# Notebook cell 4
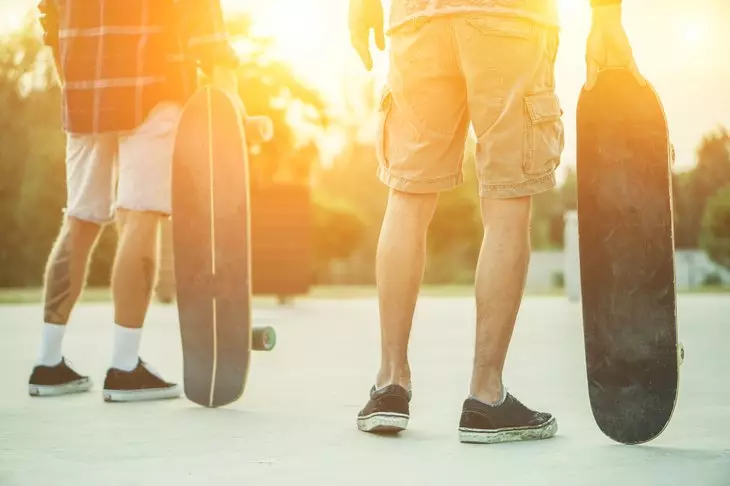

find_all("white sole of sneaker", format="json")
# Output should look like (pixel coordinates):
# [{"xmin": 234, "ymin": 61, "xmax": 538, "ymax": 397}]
[
  {"xmin": 103, "ymin": 385, "xmax": 182, "ymax": 403},
  {"xmin": 357, "ymin": 413, "xmax": 409, "ymax": 433},
  {"xmin": 459, "ymin": 416, "xmax": 558, "ymax": 444},
  {"xmin": 29, "ymin": 378, "xmax": 93, "ymax": 397}
]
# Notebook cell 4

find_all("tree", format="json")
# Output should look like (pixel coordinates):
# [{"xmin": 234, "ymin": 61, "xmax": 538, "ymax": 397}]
[
  {"xmin": 700, "ymin": 184, "xmax": 730, "ymax": 270},
  {"xmin": 224, "ymin": 14, "xmax": 328, "ymax": 186},
  {"xmin": 311, "ymin": 198, "xmax": 367, "ymax": 282},
  {"xmin": 673, "ymin": 127, "xmax": 730, "ymax": 248}
]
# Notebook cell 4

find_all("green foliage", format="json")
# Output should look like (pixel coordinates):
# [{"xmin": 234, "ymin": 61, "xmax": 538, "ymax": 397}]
[
  {"xmin": 552, "ymin": 272, "xmax": 565, "ymax": 289},
  {"xmin": 312, "ymin": 198, "xmax": 366, "ymax": 272},
  {"xmin": 700, "ymin": 184, "xmax": 730, "ymax": 270},
  {"xmin": 702, "ymin": 272, "xmax": 723, "ymax": 287},
  {"xmin": 428, "ymin": 154, "xmax": 479, "ymax": 241},
  {"xmin": 0, "ymin": 25, "xmax": 66, "ymax": 286},
  {"xmin": 674, "ymin": 127, "xmax": 730, "ymax": 248}
]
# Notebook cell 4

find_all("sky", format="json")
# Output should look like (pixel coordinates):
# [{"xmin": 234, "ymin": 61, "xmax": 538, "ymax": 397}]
[{"xmin": 1, "ymin": 0, "xmax": 729, "ymax": 174}]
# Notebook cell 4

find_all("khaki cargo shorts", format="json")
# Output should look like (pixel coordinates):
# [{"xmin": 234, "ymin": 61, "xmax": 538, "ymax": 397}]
[{"xmin": 377, "ymin": 15, "xmax": 565, "ymax": 198}]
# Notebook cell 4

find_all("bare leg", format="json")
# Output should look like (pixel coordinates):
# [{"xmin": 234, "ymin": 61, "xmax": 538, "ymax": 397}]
[
  {"xmin": 111, "ymin": 209, "xmax": 160, "ymax": 328},
  {"xmin": 470, "ymin": 196, "xmax": 532, "ymax": 404},
  {"xmin": 44, "ymin": 217, "xmax": 102, "ymax": 325},
  {"xmin": 102, "ymin": 209, "xmax": 180, "ymax": 401},
  {"xmin": 375, "ymin": 190, "xmax": 439, "ymax": 389},
  {"xmin": 29, "ymin": 216, "xmax": 100, "ymax": 393}
]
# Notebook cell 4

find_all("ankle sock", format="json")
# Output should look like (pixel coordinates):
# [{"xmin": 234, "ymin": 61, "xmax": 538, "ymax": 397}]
[
  {"xmin": 111, "ymin": 324, "xmax": 142, "ymax": 371},
  {"xmin": 37, "ymin": 323, "xmax": 66, "ymax": 366},
  {"xmin": 470, "ymin": 386, "xmax": 508, "ymax": 407}
]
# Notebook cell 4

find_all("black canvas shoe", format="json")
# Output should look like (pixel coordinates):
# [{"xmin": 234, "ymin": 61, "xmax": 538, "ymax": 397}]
[
  {"xmin": 102, "ymin": 359, "xmax": 181, "ymax": 402},
  {"xmin": 28, "ymin": 358, "xmax": 93, "ymax": 397},
  {"xmin": 357, "ymin": 384, "xmax": 411, "ymax": 433},
  {"xmin": 459, "ymin": 393, "xmax": 557, "ymax": 444}
]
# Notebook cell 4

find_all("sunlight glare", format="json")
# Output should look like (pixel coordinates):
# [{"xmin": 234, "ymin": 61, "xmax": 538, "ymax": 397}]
[
  {"xmin": 557, "ymin": 0, "xmax": 589, "ymax": 22},
  {"xmin": 0, "ymin": 11, "xmax": 24, "ymax": 33},
  {"xmin": 233, "ymin": 0, "xmax": 354, "ymax": 106},
  {"xmin": 680, "ymin": 21, "xmax": 707, "ymax": 45},
  {"xmin": 254, "ymin": 2, "xmax": 344, "ymax": 69}
]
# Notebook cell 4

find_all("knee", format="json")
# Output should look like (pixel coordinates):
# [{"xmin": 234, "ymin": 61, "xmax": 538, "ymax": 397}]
[
  {"xmin": 119, "ymin": 209, "xmax": 162, "ymax": 231},
  {"xmin": 479, "ymin": 196, "xmax": 532, "ymax": 226},
  {"xmin": 385, "ymin": 190, "xmax": 440, "ymax": 232},
  {"xmin": 388, "ymin": 189, "xmax": 439, "ymax": 219},
  {"xmin": 63, "ymin": 215, "xmax": 103, "ymax": 243}
]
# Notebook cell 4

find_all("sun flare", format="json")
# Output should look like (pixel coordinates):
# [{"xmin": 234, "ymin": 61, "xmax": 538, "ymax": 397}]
[
  {"xmin": 557, "ymin": 0, "xmax": 590, "ymax": 22},
  {"xmin": 0, "ymin": 10, "xmax": 25, "ymax": 33},
  {"xmin": 680, "ymin": 21, "xmax": 708, "ymax": 45},
  {"xmin": 236, "ymin": 1, "xmax": 347, "ymax": 71}
]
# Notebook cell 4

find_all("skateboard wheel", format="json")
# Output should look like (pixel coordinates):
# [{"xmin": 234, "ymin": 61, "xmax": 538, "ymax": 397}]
[{"xmin": 252, "ymin": 326, "xmax": 276, "ymax": 351}]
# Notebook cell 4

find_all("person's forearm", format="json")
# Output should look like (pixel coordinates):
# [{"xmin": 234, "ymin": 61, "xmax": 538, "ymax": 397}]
[
  {"xmin": 591, "ymin": 0, "xmax": 623, "ymax": 27},
  {"xmin": 179, "ymin": 0, "xmax": 239, "ymax": 76},
  {"xmin": 37, "ymin": 0, "xmax": 64, "ymax": 84}
]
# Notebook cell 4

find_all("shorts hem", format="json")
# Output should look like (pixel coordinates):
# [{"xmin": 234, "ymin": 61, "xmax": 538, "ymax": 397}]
[
  {"xmin": 479, "ymin": 171, "xmax": 556, "ymax": 198},
  {"xmin": 64, "ymin": 209, "xmax": 113, "ymax": 226},
  {"xmin": 377, "ymin": 166, "xmax": 463, "ymax": 194},
  {"xmin": 116, "ymin": 206, "xmax": 171, "ymax": 217}
]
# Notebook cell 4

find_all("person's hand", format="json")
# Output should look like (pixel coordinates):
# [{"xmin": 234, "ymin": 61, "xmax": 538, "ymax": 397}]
[
  {"xmin": 211, "ymin": 67, "xmax": 274, "ymax": 143},
  {"xmin": 348, "ymin": 0, "xmax": 385, "ymax": 71},
  {"xmin": 585, "ymin": 5, "xmax": 645, "ymax": 90}
]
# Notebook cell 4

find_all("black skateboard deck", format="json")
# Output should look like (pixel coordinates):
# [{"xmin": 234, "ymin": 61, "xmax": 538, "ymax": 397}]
[
  {"xmin": 172, "ymin": 86, "xmax": 276, "ymax": 408},
  {"xmin": 576, "ymin": 69, "xmax": 681, "ymax": 444}
]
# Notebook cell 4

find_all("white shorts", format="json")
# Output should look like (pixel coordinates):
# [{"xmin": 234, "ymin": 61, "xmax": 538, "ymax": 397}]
[{"xmin": 65, "ymin": 102, "xmax": 182, "ymax": 224}]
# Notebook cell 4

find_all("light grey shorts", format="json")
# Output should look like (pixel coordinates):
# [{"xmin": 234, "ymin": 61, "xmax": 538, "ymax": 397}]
[{"xmin": 64, "ymin": 102, "xmax": 182, "ymax": 224}]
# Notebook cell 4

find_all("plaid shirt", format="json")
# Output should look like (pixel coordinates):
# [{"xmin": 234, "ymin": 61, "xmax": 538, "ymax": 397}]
[{"xmin": 37, "ymin": 0, "xmax": 239, "ymax": 134}]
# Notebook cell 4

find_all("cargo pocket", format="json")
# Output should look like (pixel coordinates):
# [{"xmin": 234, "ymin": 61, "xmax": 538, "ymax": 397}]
[
  {"xmin": 376, "ymin": 86, "xmax": 394, "ymax": 170},
  {"xmin": 524, "ymin": 92, "xmax": 564, "ymax": 176}
]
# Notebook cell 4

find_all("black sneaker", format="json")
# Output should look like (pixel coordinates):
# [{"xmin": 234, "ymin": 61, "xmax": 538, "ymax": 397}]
[
  {"xmin": 459, "ymin": 393, "xmax": 557, "ymax": 444},
  {"xmin": 357, "ymin": 384, "xmax": 411, "ymax": 433},
  {"xmin": 102, "ymin": 359, "xmax": 181, "ymax": 402},
  {"xmin": 28, "ymin": 358, "xmax": 93, "ymax": 397}
]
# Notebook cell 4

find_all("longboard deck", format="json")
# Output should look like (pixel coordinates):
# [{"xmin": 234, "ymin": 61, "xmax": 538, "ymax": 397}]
[
  {"xmin": 576, "ymin": 69, "xmax": 679, "ymax": 444},
  {"xmin": 172, "ymin": 87, "xmax": 252, "ymax": 408}
]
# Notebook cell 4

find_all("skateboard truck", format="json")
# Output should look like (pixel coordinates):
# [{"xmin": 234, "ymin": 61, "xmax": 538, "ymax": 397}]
[{"xmin": 245, "ymin": 116, "xmax": 274, "ymax": 144}]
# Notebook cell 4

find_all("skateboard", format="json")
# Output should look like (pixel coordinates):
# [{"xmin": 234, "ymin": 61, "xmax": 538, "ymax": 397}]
[
  {"xmin": 172, "ymin": 86, "xmax": 276, "ymax": 408},
  {"xmin": 576, "ymin": 69, "xmax": 682, "ymax": 444}
]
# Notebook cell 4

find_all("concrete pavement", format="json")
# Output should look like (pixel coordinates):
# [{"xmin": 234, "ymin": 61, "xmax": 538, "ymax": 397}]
[{"xmin": 1, "ymin": 295, "xmax": 729, "ymax": 485}]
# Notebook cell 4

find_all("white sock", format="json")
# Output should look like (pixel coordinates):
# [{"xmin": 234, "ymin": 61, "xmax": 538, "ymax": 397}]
[
  {"xmin": 111, "ymin": 324, "xmax": 142, "ymax": 372},
  {"xmin": 37, "ymin": 323, "xmax": 66, "ymax": 366}
]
